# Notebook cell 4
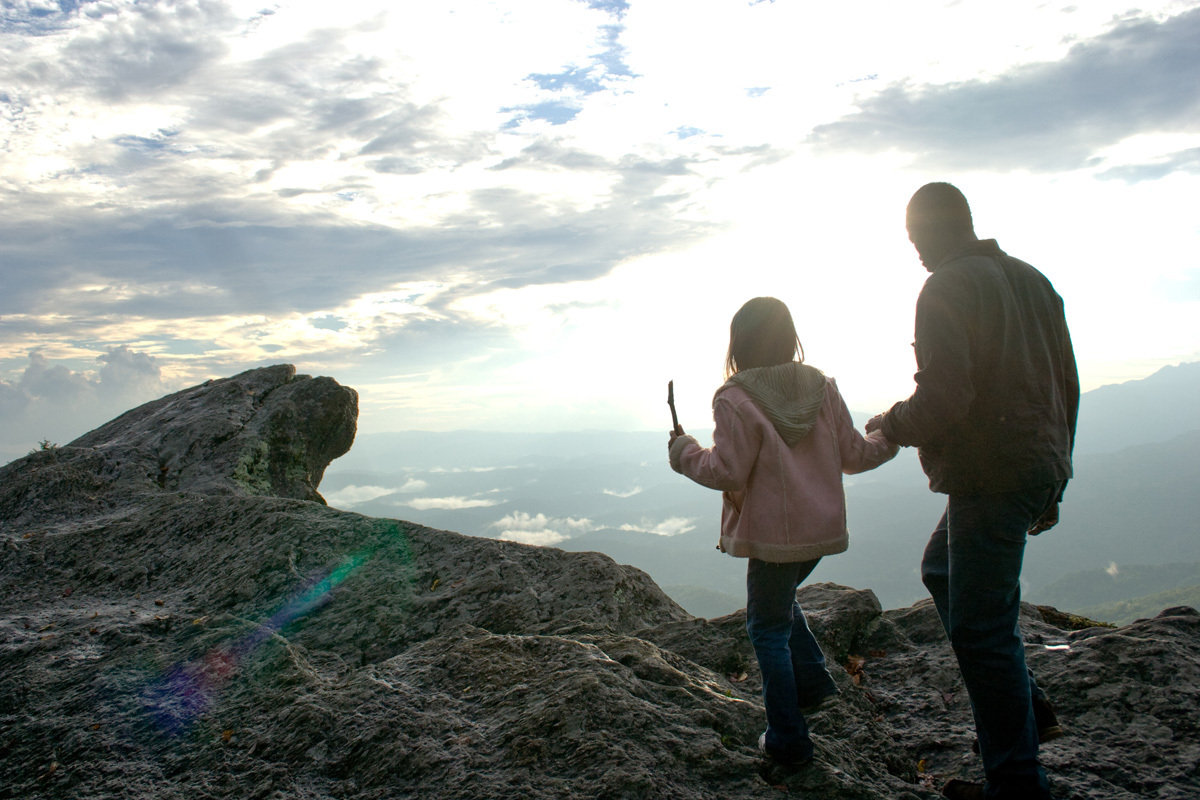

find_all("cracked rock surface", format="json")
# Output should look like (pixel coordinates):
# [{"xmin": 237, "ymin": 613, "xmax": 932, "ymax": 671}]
[{"xmin": 2, "ymin": 367, "xmax": 1197, "ymax": 799}]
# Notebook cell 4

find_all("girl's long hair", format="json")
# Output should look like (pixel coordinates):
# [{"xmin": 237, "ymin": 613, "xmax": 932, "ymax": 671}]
[{"xmin": 724, "ymin": 296, "xmax": 805, "ymax": 380}]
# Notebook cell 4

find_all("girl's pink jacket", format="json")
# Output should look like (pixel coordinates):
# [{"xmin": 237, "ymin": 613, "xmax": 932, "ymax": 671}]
[{"xmin": 669, "ymin": 377, "xmax": 897, "ymax": 563}]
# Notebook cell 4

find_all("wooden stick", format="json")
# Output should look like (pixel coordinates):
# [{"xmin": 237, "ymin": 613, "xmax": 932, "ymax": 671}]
[{"xmin": 667, "ymin": 380, "xmax": 681, "ymax": 434}]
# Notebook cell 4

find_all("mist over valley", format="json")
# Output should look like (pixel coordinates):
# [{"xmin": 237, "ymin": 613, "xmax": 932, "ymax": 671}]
[{"xmin": 323, "ymin": 362, "xmax": 1200, "ymax": 618}]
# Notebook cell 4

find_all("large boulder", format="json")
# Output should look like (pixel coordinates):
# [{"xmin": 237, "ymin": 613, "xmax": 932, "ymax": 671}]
[{"xmin": 0, "ymin": 365, "xmax": 357, "ymax": 529}]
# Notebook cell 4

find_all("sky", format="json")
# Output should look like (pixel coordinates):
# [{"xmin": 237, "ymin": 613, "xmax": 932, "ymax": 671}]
[{"xmin": 2, "ymin": 0, "xmax": 1199, "ymax": 462}]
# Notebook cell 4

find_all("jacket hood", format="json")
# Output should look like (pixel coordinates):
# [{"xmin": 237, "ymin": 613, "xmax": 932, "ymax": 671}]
[{"xmin": 718, "ymin": 362, "xmax": 827, "ymax": 446}]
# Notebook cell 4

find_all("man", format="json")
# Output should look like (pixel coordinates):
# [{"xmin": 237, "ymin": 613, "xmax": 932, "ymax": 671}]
[{"xmin": 867, "ymin": 183, "xmax": 1079, "ymax": 800}]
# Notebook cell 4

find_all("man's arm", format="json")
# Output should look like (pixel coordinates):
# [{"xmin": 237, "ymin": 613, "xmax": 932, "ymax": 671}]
[{"xmin": 881, "ymin": 271, "xmax": 977, "ymax": 447}]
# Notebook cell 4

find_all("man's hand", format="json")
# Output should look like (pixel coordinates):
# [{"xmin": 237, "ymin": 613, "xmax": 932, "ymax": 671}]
[
  {"xmin": 865, "ymin": 413, "xmax": 886, "ymax": 434},
  {"xmin": 1028, "ymin": 503, "xmax": 1060, "ymax": 535}
]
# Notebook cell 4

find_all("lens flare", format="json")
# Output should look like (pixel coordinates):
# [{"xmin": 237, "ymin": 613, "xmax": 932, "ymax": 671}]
[{"xmin": 141, "ymin": 526, "xmax": 410, "ymax": 736}]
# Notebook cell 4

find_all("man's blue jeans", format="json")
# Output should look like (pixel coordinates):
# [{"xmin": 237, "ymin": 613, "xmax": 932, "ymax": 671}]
[
  {"xmin": 746, "ymin": 557, "xmax": 838, "ymax": 762},
  {"xmin": 921, "ymin": 484, "xmax": 1061, "ymax": 800}
]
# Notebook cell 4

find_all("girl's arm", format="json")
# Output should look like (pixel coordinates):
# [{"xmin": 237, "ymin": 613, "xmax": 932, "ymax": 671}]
[
  {"xmin": 829, "ymin": 379, "xmax": 899, "ymax": 475},
  {"xmin": 668, "ymin": 394, "xmax": 761, "ymax": 491}
]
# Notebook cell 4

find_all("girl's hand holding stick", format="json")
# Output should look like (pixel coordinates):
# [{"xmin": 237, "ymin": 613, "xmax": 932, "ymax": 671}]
[{"xmin": 668, "ymin": 380, "xmax": 684, "ymax": 439}]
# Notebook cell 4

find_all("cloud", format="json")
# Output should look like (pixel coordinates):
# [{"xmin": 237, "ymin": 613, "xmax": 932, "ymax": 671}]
[
  {"xmin": 602, "ymin": 487, "xmax": 643, "ymax": 498},
  {"xmin": 0, "ymin": 190, "xmax": 707, "ymax": 393},
  {"xmin": 810, "ymin": 8, "xmax": 1200, "ymax": 175},
  {"xmin": 0, "ymin": 164, "xmax": 712, "ymax": 359},
  {"xmin": 324, "ymin": 475, "xmax": 429, "ymax": 509},
  {"xmin": 14, "ymin": 345, "xmax": 164, "ymax": 405},
  {"xmin": 3, "ymin": 2, "xmax": 235, "ymax": 100},
  {"xmin": 323, "ymin": 485, "xmax": 396, "ymax": 508},
  {"xmin": 617, "ymin": 517, "xmax": 696, "ymax": 537},
  {"xmin": 0, "ymin": 346, "xmax": 168, "ymax": 460},
  {"xmin": 428, "ymin": 466, "xmax": 515, "ymax": 474},
  {"xmin": 498, "ymin": 529, "xmax": 568, "ymax": 547},
  {"xmin": 405, "ymin": 495, "xmax": 504, "ymax": 511},
  {"xmin": 0, "ymin": 0, "xmax": 720, "ymax": 413},
  {"xmin": 60, "ymin": 1, "xmax": 235, "ymax": 102},
  {"xmin": 491, "ymin": 511, "xmax": 595, "ymax": 547},
  {"xmin": 1, "ymin": 1, "xmax": 79, "ymax": 35},
  {"xmin": 3, "ymin": 0, "xmax": 1197, "ymax": 443},
  {"xmin": 1098, "ymin": 146, "xmax": 1200, "ymax": 182}
]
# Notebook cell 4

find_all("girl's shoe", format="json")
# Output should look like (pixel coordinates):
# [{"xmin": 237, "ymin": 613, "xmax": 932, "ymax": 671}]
[{"xmin": 971, "ymin": 696, "xmax": 1064, "ymax": 753}]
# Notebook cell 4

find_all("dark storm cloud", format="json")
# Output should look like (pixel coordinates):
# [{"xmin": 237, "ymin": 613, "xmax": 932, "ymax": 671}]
[{"xmin": 810, "ymin": 8, "xmax": 1200, "ymax": 175}]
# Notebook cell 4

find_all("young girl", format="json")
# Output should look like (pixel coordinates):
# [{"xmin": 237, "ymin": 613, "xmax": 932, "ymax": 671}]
[{"xmin": 668, "ymin": 296, "xmax": 897, "ymax": 768}]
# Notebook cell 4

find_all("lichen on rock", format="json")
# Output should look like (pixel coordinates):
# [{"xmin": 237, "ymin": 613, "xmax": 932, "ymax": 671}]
[{"xmin": 232, "ymin": 440, "xmax": 273, "ymax": 496}]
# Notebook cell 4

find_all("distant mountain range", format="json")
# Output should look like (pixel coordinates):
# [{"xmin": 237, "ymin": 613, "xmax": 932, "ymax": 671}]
[
  {"xmin": 1075, "ymin": 585, "xmax": 1200, "ymax": 626},
  {"xmin": 1035, "ymin": 561, "xmax": 1200, "ymax": 626},
  {"xmin": 1073, "ymin": 361, "xmax": 1200, "ymax": 455},
  {"xmin": 323, "ymin": 361, "xmax": 1200, "ymax": 619}
]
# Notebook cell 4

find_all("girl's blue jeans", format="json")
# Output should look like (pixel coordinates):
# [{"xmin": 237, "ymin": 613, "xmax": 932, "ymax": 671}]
[
  {"xmin": 922, "ymin": 484, "xmax": 1061, "ymax": 800},
  {"xmin": 746, "ymin": 557, "xmax": 838, "ymax": 762}
]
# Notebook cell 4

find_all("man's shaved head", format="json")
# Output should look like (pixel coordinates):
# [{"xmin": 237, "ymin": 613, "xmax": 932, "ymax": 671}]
[
  {"xmin": 906, "ymin": 182, "xmax": 977, "ymax": 270},
  {"xmin": 907, "ymin": 182, "xmax": 973, "ymax": 231}
]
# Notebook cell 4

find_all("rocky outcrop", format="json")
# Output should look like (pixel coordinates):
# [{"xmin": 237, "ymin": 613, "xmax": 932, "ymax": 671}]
[
  {"xmin": 0, "ymin": 365, "xmax": 356, "ymax": 529},
  {"xmin": 1, "ymin": 367, "xmax": 1197, "ymax": 799}
]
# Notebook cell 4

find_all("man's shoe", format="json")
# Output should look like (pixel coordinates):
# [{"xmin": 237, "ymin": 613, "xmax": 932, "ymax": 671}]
[
  {"xmin": 944, "ymin": 777, "xmax": 1052, "ymax": 800},
  {"xmin": 971, "ymin": 695, "xmax": 1065, "ymax": 754},
  {"xmin": 757, "ymin": 731, "xmax": 814, "ymax": 769},
  {"xmin": 799, "ymin": 689, "xmax": 838, "ymax": 715},
  {"xmin": 1033, "ymin": 695, "xmax": 1064, "ymax": 742},
  {"xmin": 941, "ymin": 779, "xmax": 986, "ymax": 800}
]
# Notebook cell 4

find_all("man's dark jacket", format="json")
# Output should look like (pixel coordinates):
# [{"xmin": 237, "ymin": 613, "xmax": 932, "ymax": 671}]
[{"xmin": 880, "ymin": 239, "xmax": 1079, "ymax": 495}]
